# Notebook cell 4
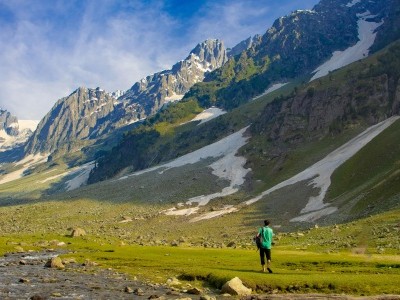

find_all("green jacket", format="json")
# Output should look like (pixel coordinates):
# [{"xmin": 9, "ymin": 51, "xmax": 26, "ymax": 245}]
[{"xmin": 258, "ymin": 226, "xmax": 273, "ymax": 249}]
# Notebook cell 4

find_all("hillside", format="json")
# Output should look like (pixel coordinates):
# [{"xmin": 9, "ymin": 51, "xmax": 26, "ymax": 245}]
[
  {"xmin": 89, "ymin": 39, "xmax": 400, "ymax": 186},
  {"xmin": 183, "ymin": 0, "xmax": 395, "ymax": 110}
]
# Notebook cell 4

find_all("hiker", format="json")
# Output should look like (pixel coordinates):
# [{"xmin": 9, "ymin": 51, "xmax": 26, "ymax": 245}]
[{"xmin": 256, "ymin": 219, "xmax": 274, "ymax": 273}]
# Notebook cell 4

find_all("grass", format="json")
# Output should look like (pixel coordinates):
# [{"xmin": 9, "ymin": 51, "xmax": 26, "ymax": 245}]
[
  {"xmin": 326, "ymin": 119, "xmax": 400, "ymax": 216},
  {"xmin": 1, "ymin": 233, "xmax": 399, "ymax": 296}
]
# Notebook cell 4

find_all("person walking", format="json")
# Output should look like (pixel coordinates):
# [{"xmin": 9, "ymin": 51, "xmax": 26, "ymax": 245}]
[{"xmin": 257, "ymin": 219, "xmax": 274, "ymax": 273}]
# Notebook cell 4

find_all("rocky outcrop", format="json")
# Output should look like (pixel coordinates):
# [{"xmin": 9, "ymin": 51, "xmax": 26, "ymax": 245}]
[{"xmin": 120, "ymin": 39, "xmax": 228, "ymax": 117}]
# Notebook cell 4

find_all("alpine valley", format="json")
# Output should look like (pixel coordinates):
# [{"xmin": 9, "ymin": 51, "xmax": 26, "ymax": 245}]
[{"xmin": 1, "ymin": 0, "xmax": 400, "ymax": 297}]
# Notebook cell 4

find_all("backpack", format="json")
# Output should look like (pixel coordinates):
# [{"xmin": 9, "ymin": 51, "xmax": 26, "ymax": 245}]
[{"xmin": 254, "ymin": 228, "xmax": 264, "ymax": 250}]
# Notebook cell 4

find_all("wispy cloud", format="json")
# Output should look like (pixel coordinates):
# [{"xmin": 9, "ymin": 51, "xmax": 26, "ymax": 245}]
[{"xmin": 0, "ymin": 0, "xmax": 319, "ymax": 120}]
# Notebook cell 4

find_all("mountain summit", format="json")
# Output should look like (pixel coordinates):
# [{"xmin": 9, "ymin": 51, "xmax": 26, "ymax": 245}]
[{"xmin": 119, "ymin": 39, "xmax": 228, "ymax": 118}]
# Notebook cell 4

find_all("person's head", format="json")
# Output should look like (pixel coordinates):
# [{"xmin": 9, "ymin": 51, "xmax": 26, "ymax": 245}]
[{"xmin": 264, "ymin": 220, "xmax": 270, "ymax": 226}]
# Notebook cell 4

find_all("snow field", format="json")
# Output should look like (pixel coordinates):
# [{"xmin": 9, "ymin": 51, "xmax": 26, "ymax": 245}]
[{"xmin": 310, "ymin": 11, "xmax": 383, "ymax": 81}]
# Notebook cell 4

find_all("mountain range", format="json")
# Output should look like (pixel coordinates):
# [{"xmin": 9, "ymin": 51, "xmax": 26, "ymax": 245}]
[{"xmin": 0, "ymin": 0, "xmax": 399, "ymax": 231}]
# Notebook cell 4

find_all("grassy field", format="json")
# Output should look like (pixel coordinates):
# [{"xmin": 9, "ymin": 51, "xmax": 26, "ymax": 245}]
[{"xmin": 1, "ymin": 232, "xmax": 399, "ymax": 296}]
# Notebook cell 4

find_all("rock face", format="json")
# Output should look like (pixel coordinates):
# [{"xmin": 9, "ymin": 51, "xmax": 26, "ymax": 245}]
[
  {"xmin": 220, "ymin": 277, "xmax": 252, "ymax": 296},
  {"xmin": 120, "ymin": 39, "xmax": 228, "ymax": 117},
  {"xmin": 25, "ymin": 87, "xmax": 124, "ymax": 154},
  {"xmin": 25, "ymin": 40, "xmax": 227, "ymax": 155}
]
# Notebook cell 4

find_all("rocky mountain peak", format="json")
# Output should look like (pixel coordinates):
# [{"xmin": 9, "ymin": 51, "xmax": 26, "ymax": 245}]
[
  {"xmin": 24, "ymin": 86, "xmax": 128, "ymax": 154},
  {"xmin": 0, "ymin": 109, "xmax": 19, "ymax": 136},
  {"xmin": 0, "ymin": 109, "xmax": 37, "ymax": 154},
  {"xmin": 227, "ymin": 35, "xmax": 262, "ymax": 58},
  {"xmin": 119, "ymin": 39, "xmax": 228, "ymax": 118},
  {"xmin": 189, "ymin": 39, "xmax": 228, "ymax": 68}
]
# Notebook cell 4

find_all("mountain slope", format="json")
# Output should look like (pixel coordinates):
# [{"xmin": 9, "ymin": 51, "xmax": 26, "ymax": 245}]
[
  {"xmin": 24, "ymin": 40, "xmax": 228, "ymax": 156},
  {"xmin": 184, "ymin": 0, "xmax": 394, "ymax": 110}
]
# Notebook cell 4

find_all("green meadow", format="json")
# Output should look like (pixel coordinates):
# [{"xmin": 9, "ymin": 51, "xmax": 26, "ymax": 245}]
[{"xmin": 1, "ymin": 234, "xmax": 399, "ymax": 296}]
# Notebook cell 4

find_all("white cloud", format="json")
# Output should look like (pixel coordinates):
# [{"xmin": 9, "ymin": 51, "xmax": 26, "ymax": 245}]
[
  {"xmin": 0, "ymin": 0, "xmax": 188, "ymax": 119},
  {"xmin": 0, "ymin": 0, "xmax": 319, "ymax": 120}
]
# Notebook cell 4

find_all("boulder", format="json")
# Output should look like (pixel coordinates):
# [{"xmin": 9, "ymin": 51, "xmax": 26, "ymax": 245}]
[
  {"xmin": 167, "ymin": 277, "xmax": 182, "ymax": 286},
  {"xmin": 70, "ymin": 227, "xmax": 86, "ymax": 237},
  {"xmin": 200, "ymin": 296, "xmax": 216, "ymax": 300},
  {"xmin": 14, "ymin": 246, "xmax": 24, "ymax": 253},
  {"xmin": 124, "ymin": 286, "xmax": 133, "ymax": 294},
  {"xmin": 220, "ymin": 277, "xmax": 251, "ymax": 296},
  {"xmin": 134, "ymin": 288, "xmax": 145, "ymax": 296},
  {"xmin": 187, "ymin": 287, "xmax": 202, "ymax": 295},
  {"xmin": 44, "ymin": 257, "xmax": 65, "ymax": 269}
]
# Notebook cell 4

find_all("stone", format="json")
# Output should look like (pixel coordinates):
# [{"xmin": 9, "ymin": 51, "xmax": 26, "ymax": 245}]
[
  {"xmin": 200, "ymin": 296, "xmax": 216, "ymax": 300},
  {"xmin": 30, "ymin": 295, "xmax": 46, "ymax": 300},
  {"xmin": 14, "ymin": 246, "xmax": 24, "ymax": 253},
  {"xmin": 187, "ymin": 287, "xmax": 202, "ymax": 295},
  {"xmin": 226, "ymin": 241, "xmax": 236, "ymax": 248},
  {"xmin": 44, "ymin": 256, "xmax": 65, "ymax": 269},
  {"xmin": 124, "ymin": 286, "xmax": 133, "ymax": 293},
  {"xmin": 83, "ymin": 259, "xmax": 98, "ymax": 267},
  {"xmin": 134, "ymin": 288, "xmax": 145, "ymax": 296},
  {"xmin": 52, "ymin": 292, "xmax": 62, "ymax": 297},
  {"xmin": 167, "ymin": 277, "xmax": 182, "ymax": 286},
  {"xmin": 220, "ymin": 277, "xmax": 252, "ymax": 296},
  {"xmin": 70, "ymin": 227, "xmax": 86, "ymax": 237}
]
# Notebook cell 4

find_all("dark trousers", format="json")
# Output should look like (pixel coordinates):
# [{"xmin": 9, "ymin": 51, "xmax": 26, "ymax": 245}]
[{"xmin": 259, "ymin": 248, "xmax": 271, "ymax": 265}]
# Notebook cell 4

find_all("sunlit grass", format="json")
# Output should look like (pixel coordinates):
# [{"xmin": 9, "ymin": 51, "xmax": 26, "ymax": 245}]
[{"xmin": 1, "ymin": 234, "xmax": 399, "ymax": 295}]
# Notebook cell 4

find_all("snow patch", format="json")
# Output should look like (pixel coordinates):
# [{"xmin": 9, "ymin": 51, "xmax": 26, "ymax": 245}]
[
  {"xmin": 165, "ymin": 94, "xmax": 184, "ymax": 103},
  {"xmin": 346, "ymin": 0, "xmax": 361, "ymax": 7},
  {"xmin": 0, "ymin": 154, "xmax": 48, "ymax": 185},
  {"xmin": 244, "ymin": 116, "xmax": 399, "ymax": 222},
  {"xmin": 118, "ymin": 127, "xmax": 251, "ymax": 216},
  {"xmin": 252, "ymin": 83, "xmax": 288, "ymax": 101},
  {"xmin": 18, "ymin": 120, "xmax": 39, "ymax": 131},
  {"xmin": 65, "ymin": 162, "xmax": 95, "ymax": 191},
  {"xmin": 191, "ymin": 107, "xmax": 226, "ymax": 125},
  {"xmin": 310, "ymin": 12, "xmax": 383, "ymax": 81},
  {"xmin": 39, "ymin": 172, "xmax": 69, "ymax": 183},
  {"xmin": 164, "ymin": 206, "xmax": 200, "ymax": 216},
  {"xmin": 189, "ymin": 205, "xmax": 237, "ymax": 222}
]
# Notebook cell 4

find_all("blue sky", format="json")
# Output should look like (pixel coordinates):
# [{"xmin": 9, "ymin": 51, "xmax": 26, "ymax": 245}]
[{"xmin": 0, "ymin": 0, "xmax": 319, "ymax": 120}]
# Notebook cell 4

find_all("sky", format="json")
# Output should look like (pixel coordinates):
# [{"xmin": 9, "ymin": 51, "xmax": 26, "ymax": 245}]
[{"xmin": 0, "ymin": 0, "xmax": 319, "ymax": 120}]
